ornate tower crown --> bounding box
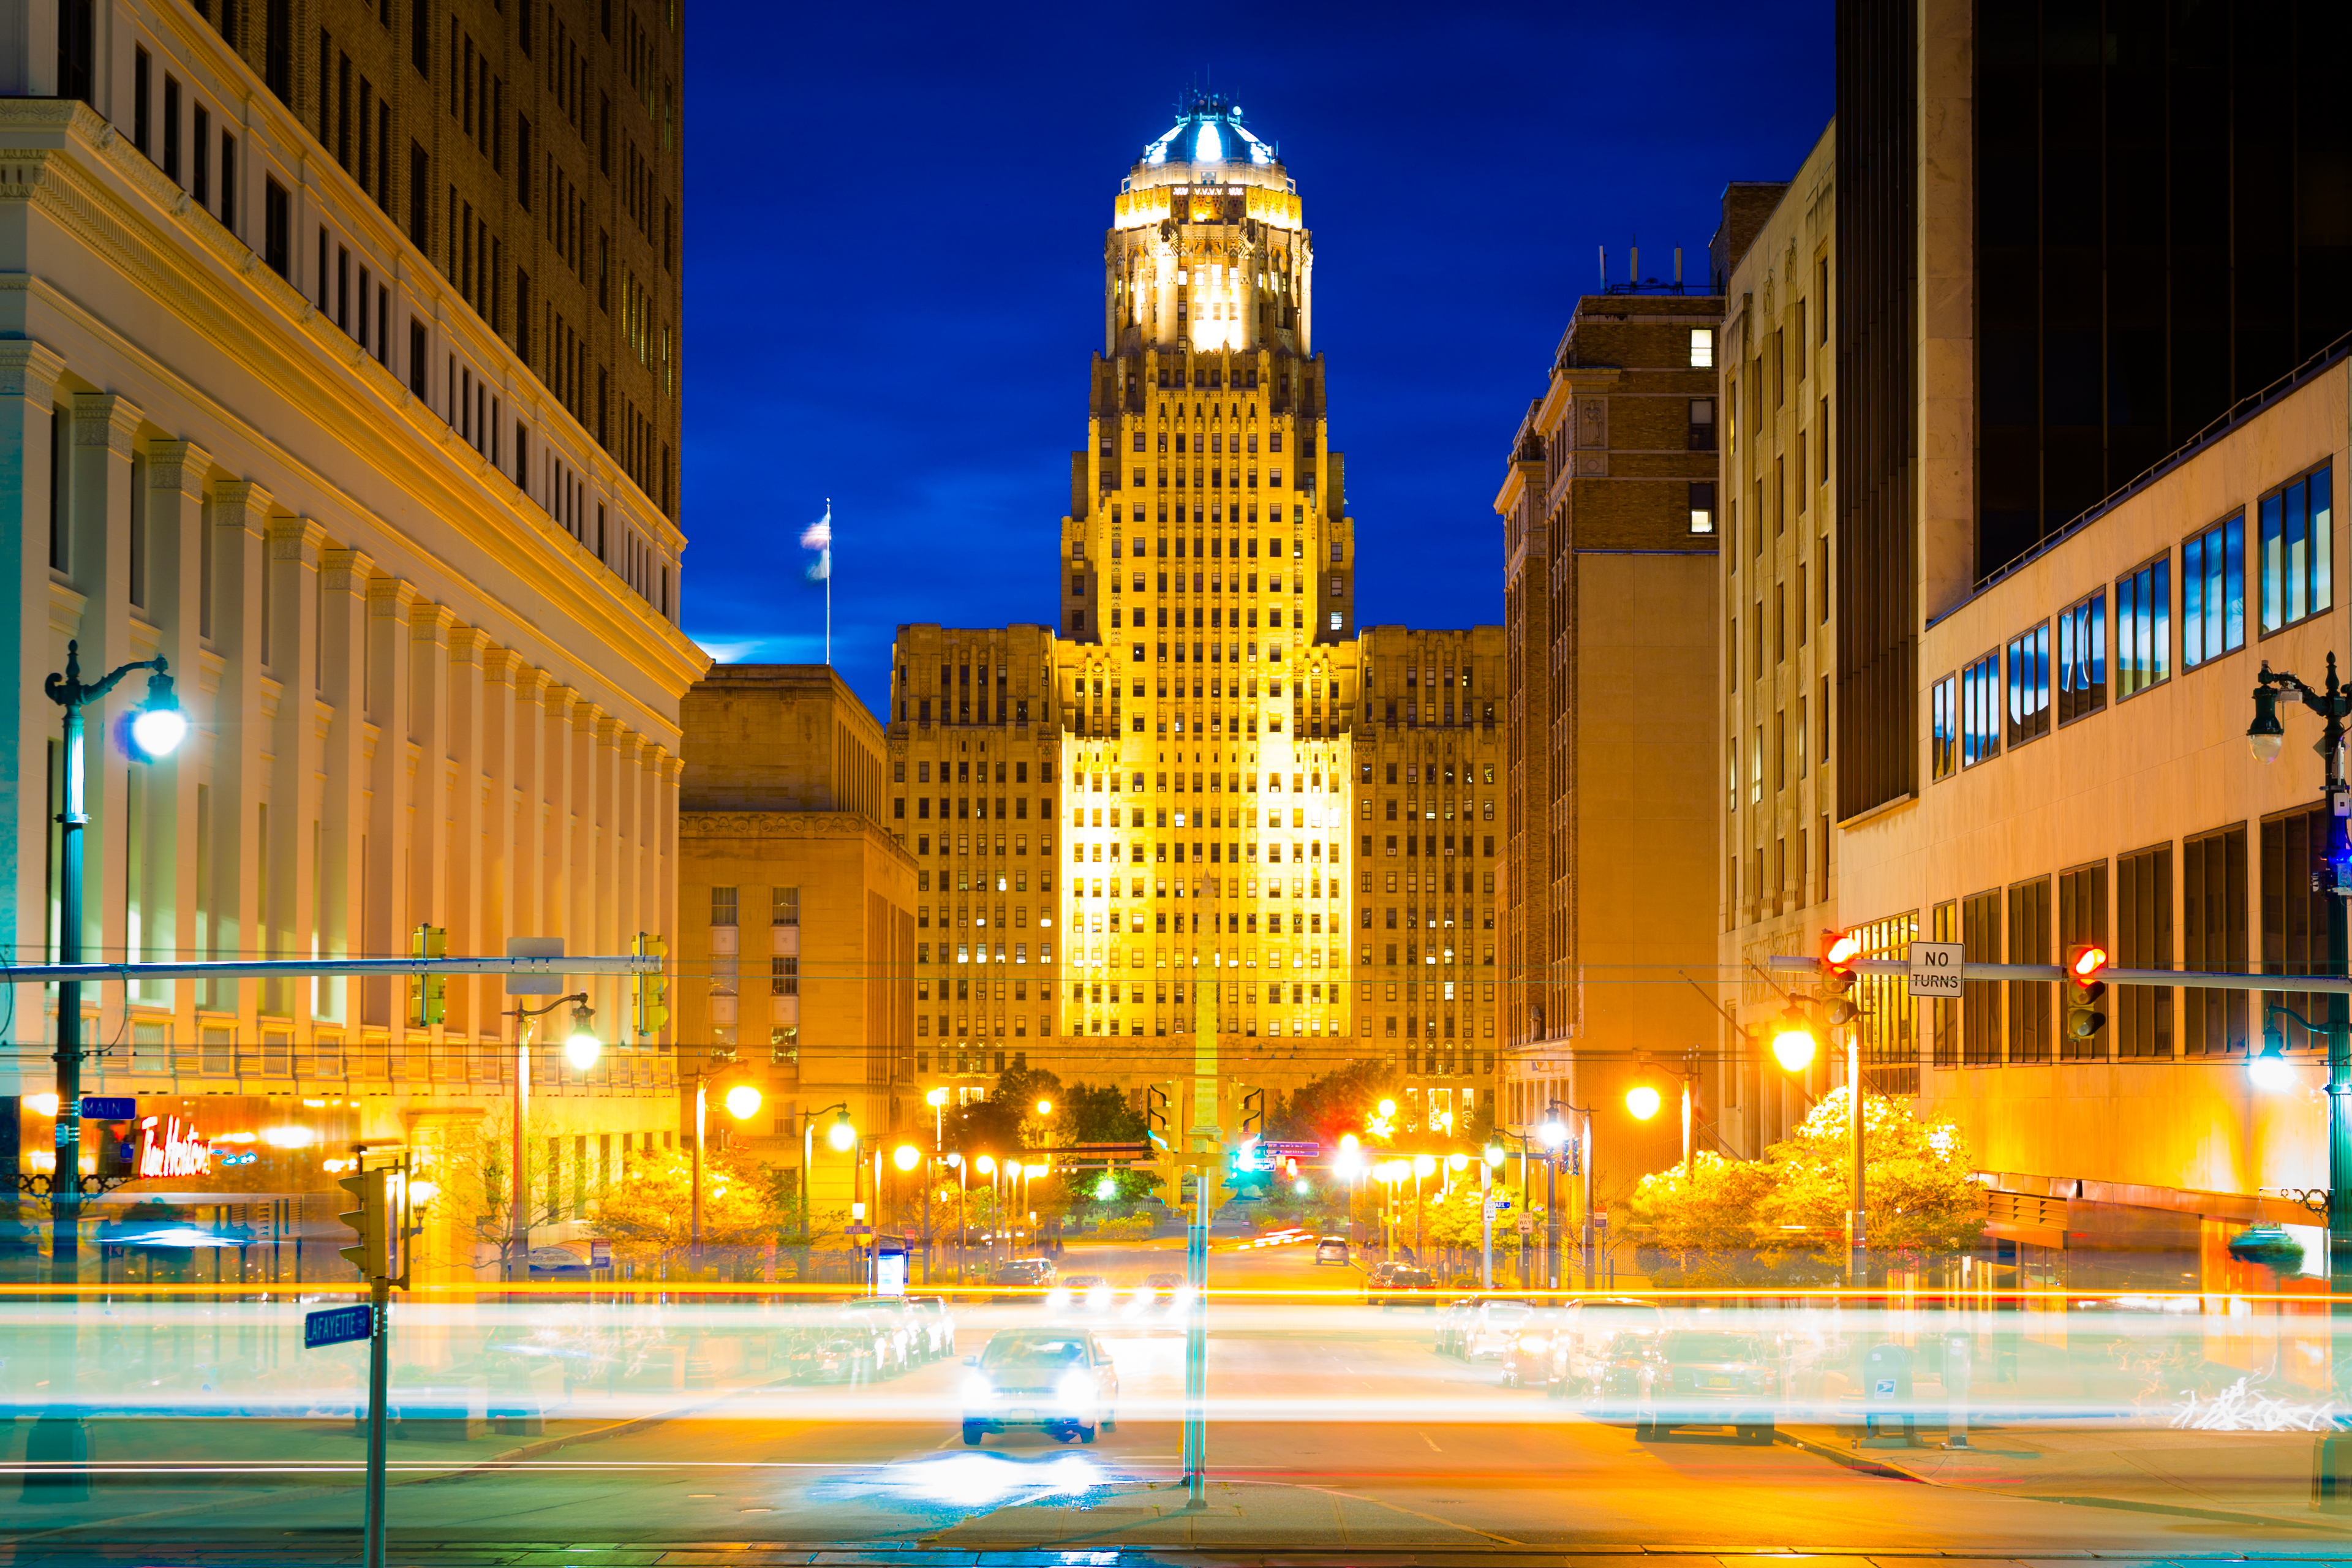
[1130,91,1287,190]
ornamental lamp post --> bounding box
[2245,657,2352,1502]
[499,992,597,1283]
[44,640,184,1273]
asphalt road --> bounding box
[4,1240,2346,1561]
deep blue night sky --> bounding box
[680,2,1833,717]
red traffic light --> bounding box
[2068,944,2109,984]
[1822,929,1863,971]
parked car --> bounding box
[839,1300,914,1374]
[1314,1235,1351,1265]
[1546,1297,1667,1400]
[782,1333,869,1384]
[1635,1329,1779,1442]
[960,1329,1120,1446]
[1434,1298,1476,1355]
[1460,1299,1534,1362]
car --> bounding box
[903,1296,956,1361]
[1050,1273,1117,1315]
[1314,1235,1350,1265]
[1635,1329,1779,1443]
[1365,1261,1436,1309]
[1546,1297,1666,1400]
[782,1333,869,1384]
[960,1329,1120,1446]
[1498,1306,1567,1387]
[1460,1298,1534,1362]
[1434,1298,1475,1355]
[990,1256,1057,1300]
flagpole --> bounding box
[824,496,833,666]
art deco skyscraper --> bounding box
[888,96,1501,1128]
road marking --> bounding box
[1422,1434,1441,1451]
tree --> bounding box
[1272,1057,1395,1145]
[1621,1089,1985,1284]
[597,1147,777,1269]
[1758,1087,1986,1261]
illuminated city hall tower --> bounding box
[889,95,1499,1119]
[1057,92,1359,1051]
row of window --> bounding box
[1100,534,1319,560]
[1932,462,2334,777]
[707,886,797,926]
[1921,806,2333,1063]
[1129,429,1283,454]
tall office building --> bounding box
[888,95,1502,1132]
[0,0,696,1279]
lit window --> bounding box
[2005,624,2050,747]
[1688,481,1716,534]
[2116,554,2171,699]
[2183,513,2245,668]
[2258,463,2331,635]
[2057,590,2106,725]
[1688,328,1714,369]
[1960,652,2000,767]
[1930,674,1956,780]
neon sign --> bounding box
[137,1115,211,1178]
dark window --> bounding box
[2116,843,2174,1059]
[162,75,181,182]
[1686,398,1716,451]
[192,104,210,205]
[219,133,236,231]
[2056,589,2106,724]
[2184,824,2248,1056]
[408,141,429,247]
[516,117,532,208]
[56,0,94,102]
[48,405,68,570]
[2261,804,2334,1050]
[264,0,290,101]
[407,318,427,397]
[2006,876,2052,1064]
[262,178,290,276]
[411,0,431,75]
[132,47,151,154]
[1961,889,2001,1065]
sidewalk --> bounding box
[1777,1417,2352,1535]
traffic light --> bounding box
[338,1167,391,1281]
[2065,944,2109,1041]
[407,925,447,1028]
[1819,928,1862,1025]
[631,932,669,1038]
[1238,1085,1265,1141]
[1145,1082,1173,1150]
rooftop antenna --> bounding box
[1675,247,1684,286]
[1630,234,1639,285]
[1597,246,1606,289]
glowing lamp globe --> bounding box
[1412,1153,1436,1178]
[1625,1085,1664,1121]
[130,706,187,761]
[892,1143,921,1172]
[826,1113,858,1152]
[723,1084,763,1121]
[1771,1014,1818,1073]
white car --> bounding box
[961,1329,1120,1446]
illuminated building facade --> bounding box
[0,0,694,1276]
[1493,265,1725,1189]
[888,96,1501,1124]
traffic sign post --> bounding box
[1905,940,1965,999]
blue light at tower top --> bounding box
[1141,90,1278,168]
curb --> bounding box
[1772,1427,2352,1537]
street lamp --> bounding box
[1623,1085,1663,1121]
[1538,1108,1567,1292]
[500,991,595,1283]
[799,1102,854,1246]
[43,640,183,1273]
[1771,1009,1819,1072]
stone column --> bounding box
[318,548,374,1047]
[363,576,421,1041]
[263,517,327,1031]
[70,391,144,1044]
[208,480,273,1042]
[145,441,211,1046]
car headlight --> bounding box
[1058,1370,1093,1406]
[1520,1335,1547,1354]
[962,1373,995,1403]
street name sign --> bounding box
[80,1096,135,1118]
[1261,1140,1321,1159]
[1907,940,1966,998]
[304,1303,372,1349]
